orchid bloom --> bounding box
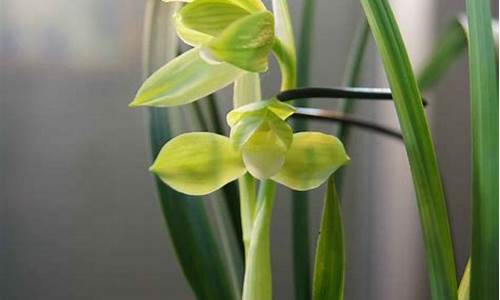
[149,99,350,196]
[130,0,278,107]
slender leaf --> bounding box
[466,1,499,298]
[142,2,242,299]
[312,178,344,300]
[360,1,458,299]
[337,19,370,141]
[417,18,468,90]
[335,19,370,194]
[292,0,316,297]
[458,260,470,300]
[418,16,499,90]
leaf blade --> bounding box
[141,2,243,299]
[465,0,499,298]
[312,178,344,300]
[360,0,458,298]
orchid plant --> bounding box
[131,0,349,299]
[133,0,498,299]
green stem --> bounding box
[239,173,257,254]
[242,180,276,300]
[466,0,499,298]
[272,39,297,90]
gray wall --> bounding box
[1,0,495,299]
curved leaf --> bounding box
[131,48,243,107]
[272,132,349,191]
[360,0,458,298]
[150,132,246,195]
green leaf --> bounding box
[360,0,458,298]
[466,0,499,298]
[242,180,276,300]
[150,132,246,195]
[417,18,468,90]
[207,12,275,72]
[312,178,344,300]
[272,132,349,191]
[293,1,316,296]
[418,16,499,90]
[458,260,470,300]
[131,47,243,107]
[177,0,249,39]
[142,2,243,299]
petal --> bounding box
[227,98,295,127]
[266,110,293,149]
[230,113,265,148]
[229,108,293,149]
[150,132,246,195]
[176,0,249,45]
[230,0,267,13]
[241,128,288,179]
[130,48,244,107]
[174,14,214,47]
[272,132,350,191]
[207,12,275,72]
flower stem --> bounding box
[239,173,257,254]
[242,180,276,300]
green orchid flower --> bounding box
[130,0,282,108]
[149,99,350,195]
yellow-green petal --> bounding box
[230,113,265,148]
[207,11,275,72]
[150,132,246,195]
[130,48,244,107]
[227,98,295,127]
[242,128,288,179]
[272,132,350,191]
[174,14,214,47]
[231,0,267,13]
[177,0,250,43]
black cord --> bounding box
[276,87,428,106]
[292,107,403,140]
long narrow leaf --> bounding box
[142,2,242,299]
[417,17,468,90]
[292,0,316,297]
[312,177,344,300]
[360,1,458,299]
[418,16,499,90]
[335,19,370,194]
[466,0,499,298]
[458,260,470,300]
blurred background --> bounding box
[1,0,497,299]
